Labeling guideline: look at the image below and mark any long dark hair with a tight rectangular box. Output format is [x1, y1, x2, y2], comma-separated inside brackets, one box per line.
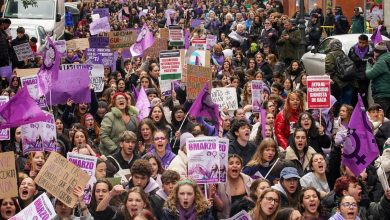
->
[299, 187, 323, 215]
[290, 128, 309, 159]
[89, 179, 113, 213]
[297, 112, 319, 138]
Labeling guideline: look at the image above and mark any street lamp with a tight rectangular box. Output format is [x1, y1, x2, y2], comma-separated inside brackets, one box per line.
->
[298, 0, 307, 57]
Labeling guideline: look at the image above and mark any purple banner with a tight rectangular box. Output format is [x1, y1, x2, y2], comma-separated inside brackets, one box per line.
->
[47, 69, 91, 104]
[89, 36, 109, 48]
[92, 8, 110, 18]
[0, 96, 10, 140]
[85, 48, 114, 67]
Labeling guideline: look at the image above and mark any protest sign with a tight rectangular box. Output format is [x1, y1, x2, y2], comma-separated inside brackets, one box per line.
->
[9, 193, 56, 220]
[191, 19, 203, 28]
[184, 47, 211, 67]
[89, 36, 109, 48]
[49, 68, 91, 104]
[54, 40, 67, 57]
[109, 29, 138, 49]
[85, 48, 115, 67]
[66, 38, 90, 50]
[91, 13, 100, 21]
[159, 28, 169, 39]
[159, 50, 183, 95]
[21, 112, 56, 154]
[206, 35, 217, 50]
[186, 65, 212, 99]
[15, 68, 39, 77]
[168, 25, 184, 46]
[218, 138, 229, 183]
[307, 75, 331, 109]
[0, 151, 17, 199]
[67, 153, 97, 204]
[144, 38, 168, 58]
[60, 64, 104, 92]
[211, 88, 238, 110]
[187, 137, 220, 184]
[251, 80, 267, 113]
[0, 96, 9, 140]
[0, 65, 12, 79]
[13, 43, 34, 61]
[191, 38, 207, 50]
[90, 16, 111, 35]
[35, 152, 90, 208]
[21, 75, 47, 108]
[224, 210, 252, 220]
[93, 8, 109, 18]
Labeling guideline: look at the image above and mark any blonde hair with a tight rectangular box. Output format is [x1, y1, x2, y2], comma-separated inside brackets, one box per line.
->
[164, 179, 209, 216]
[247, 138, 278, 167]
[251, 188, 281, 220]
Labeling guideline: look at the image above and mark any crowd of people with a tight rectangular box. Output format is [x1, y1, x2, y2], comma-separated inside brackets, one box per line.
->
[1, 0, 390, 219]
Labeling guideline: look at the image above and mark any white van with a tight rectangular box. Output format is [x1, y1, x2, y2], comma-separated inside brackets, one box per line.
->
[2, 0, 65, 39]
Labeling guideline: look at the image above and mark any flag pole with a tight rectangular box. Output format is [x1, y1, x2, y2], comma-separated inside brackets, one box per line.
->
[264, 158, 280, 179]
[172, 112, 189, 148]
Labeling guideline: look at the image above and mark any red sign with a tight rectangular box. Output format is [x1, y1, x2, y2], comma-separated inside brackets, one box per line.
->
[307, 75, 331, 109]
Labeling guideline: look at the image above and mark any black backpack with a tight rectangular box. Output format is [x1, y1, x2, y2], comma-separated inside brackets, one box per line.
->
[333, 51, 356, 81]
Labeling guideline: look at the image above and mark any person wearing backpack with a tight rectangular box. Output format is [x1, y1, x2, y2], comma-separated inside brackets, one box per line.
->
[366, 42, 390, 119]
[334, 6, 350, 35]
[325, 39, 357, 105]
[348, 34, 373, 107]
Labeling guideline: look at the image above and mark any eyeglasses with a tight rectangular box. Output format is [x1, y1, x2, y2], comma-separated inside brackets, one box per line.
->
[116, 97, 127, 101]
[341, 202, 358, 208]
[154, 137, 166, 141]
[264, 196, 279, 203]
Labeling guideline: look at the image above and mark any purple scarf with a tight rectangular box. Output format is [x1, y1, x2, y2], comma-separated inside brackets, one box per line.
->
[354, 44, 369, 60]
[179, 205, 196, 220]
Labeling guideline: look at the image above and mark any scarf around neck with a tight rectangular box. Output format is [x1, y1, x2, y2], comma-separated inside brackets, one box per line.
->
[179, 204, 196, 220]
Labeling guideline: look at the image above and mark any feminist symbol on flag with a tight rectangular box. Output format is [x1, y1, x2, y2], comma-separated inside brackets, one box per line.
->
[344, 129, 367, 165]
[136, 27, 147, 43]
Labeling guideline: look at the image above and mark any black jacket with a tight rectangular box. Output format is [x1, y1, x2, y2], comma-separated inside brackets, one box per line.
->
[228, 140, 257, 166]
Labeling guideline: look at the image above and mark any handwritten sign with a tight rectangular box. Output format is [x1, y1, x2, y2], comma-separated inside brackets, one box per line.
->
[9, 193, 56, 220]
[13, 43, 34, 61]
[15, 68, 39, 77]
[0, 152, 17, 199]
[90, 16, 111, 35]
[144, 38, 168, 58]
[35, 152, 90, 208]
[0, 96, 10, 140]
[85, 48, 114, 67]
[186, 65, 212, 99]
[159, 28, 169, 40]
[67, 153, 97, 204]
[66, 38, 90, 50]
[211, 88, 238, 110]
[307, 75, 331, 109]
[109, 29, 138, 49]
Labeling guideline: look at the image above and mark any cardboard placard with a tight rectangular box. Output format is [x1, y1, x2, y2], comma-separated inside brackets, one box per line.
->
[307, 75, 331, 109]
[13, 43, 34, 61]
[35, 152, 90, 208]
[109, 29, 138, 49]
[211, 88, 239, 110]
[186, 65, 212, 99]
[0, 151, 18, 199]
[66, 38, 90, 51]
[159, 28, 169, 40]
[144, 38, 168, 58]
[15, 68, 40, 77]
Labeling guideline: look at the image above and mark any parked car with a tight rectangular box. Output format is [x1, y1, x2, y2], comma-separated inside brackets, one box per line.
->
[301, 34, 390, 75]
[3, 0, 65, 39]
[9, 24, 46, 50]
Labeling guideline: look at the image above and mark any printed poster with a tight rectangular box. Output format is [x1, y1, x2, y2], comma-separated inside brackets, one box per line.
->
[168, 25, 184, 46]
[21, 112, 56, 155]
[9, 193, 56, 220]
[159, 50, 183, 95]
[67, 152, 97, 204]
[251, 80, 266, 113]
[0, 96, 10, 140]
[223, 210, 252, 220]
[191, 38, 207, 50]
[218, 138, 229, 183]
[21, 75, 47, 108]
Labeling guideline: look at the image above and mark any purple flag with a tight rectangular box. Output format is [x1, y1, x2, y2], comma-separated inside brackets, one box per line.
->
[371, 25, 383, 46]
[188, 83, 221, 135]
[130, 25, 154, 57]
[135, 86, 150, 121]
[131, 85, 139, 100]
[37, 37, 60, 96]
[0, 87, 50, 129]
[260, 106, 267, 139]
[342, 94, 379, 177]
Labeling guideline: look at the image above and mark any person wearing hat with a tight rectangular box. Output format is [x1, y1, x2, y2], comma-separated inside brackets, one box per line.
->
[351, 7, 364, 34]
[366, 41, 390, 119]
[167, 132, 194, 179]
[272, 167, 301, 208]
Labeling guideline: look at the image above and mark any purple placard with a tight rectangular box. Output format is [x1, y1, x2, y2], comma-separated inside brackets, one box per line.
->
[92, 8, 110, 18]
[0, 96, 10, 140]
[191, 19, 203, 28]
[89, 36, 109, 48]
[90, 17, 111, 35]
[0, 65, 12, 79]
[48, 68, 91, 104]
[85, 48, 114, 67]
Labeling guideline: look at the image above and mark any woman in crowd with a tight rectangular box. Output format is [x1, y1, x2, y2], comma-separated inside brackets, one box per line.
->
[53, 186, 92, 220]
[18, 177, 39, 209]
[0, 198, 20, 220]
[243, 138, 280, 182]
[170, 106, 193, 153]
[89, 179, 112, 216]
[216, 154, 253, 219]
[25, 151, 46, 178]
[299, 187, 330, 219]
[334, 104, 354, 147]
[272, 167, 302, 209]
[275, 208, 302, 220]
[329, 196, 360, 220]
[275, 91, 305, 149]
[71, 129, 97, 156]
[137, 118, 157, 156]
[80, 113, 101, 149]
[147, 130, 176, 169]
[100, 92, 138, 155]
[285, 128, 317, 175]
[143, 154, 164, 187]
[300, 154, 330, 198]
[250, 188, 281, 220]
[95, 158, 107, 180]
[148, 105, 173, 143]
[162, 179, 214, 220]
[284, 60, 304, 86]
